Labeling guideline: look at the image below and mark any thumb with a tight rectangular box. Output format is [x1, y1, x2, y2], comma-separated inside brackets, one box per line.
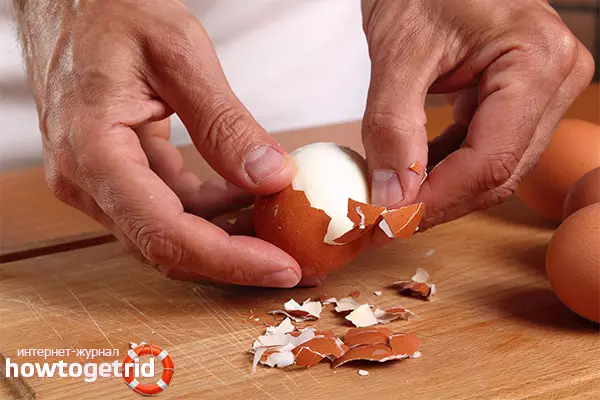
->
[149, 20, 294, 195]
[362, 65, 430, 208]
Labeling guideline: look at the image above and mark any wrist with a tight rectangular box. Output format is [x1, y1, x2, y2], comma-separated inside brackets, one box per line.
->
[15, 0, 73, 105]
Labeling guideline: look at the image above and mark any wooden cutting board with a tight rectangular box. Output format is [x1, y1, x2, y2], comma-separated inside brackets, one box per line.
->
[1, 85, 599, 399]
[1, 197, 599, 399]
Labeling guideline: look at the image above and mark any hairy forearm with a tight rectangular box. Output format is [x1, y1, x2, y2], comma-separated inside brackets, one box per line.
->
[14, 0, 68, 49]
[14, 0, 72, 105]
[13, 0, 25, 12]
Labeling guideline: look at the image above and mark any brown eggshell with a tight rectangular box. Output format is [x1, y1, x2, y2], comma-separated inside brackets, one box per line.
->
[292, 336, 349, 367]
[259, 348, 283, 363]
[563, 167, 600, 219]
[332, 330, 421, 368]
[255, 185, 425, 278]
[546, 203, 600, 323]
[331, 344, 395, 367]
[314, 330, 337, 339]
[349, 199, 385, 226]
[389, 333, 421, 356]
[516, 119, 600, 221]
[343, 330, 390, 348]
[381, 203, 425, 239]
[409, 161, 424, 174]
[392, 281, 435, 300]
[293, 347, 325, 367]
[333, 200, 385, 244]
[254, 186, 363, 278]
[269, 309, 317, 322]
[374, 307, 414, 323]
[344, 326, 393, 340]
[296, 336, 347, 358]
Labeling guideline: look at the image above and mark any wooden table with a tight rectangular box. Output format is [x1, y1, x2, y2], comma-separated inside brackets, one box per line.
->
[1, 85, 598, 400]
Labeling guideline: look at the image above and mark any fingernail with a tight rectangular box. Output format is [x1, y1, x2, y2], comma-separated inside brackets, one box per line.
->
[371, 169, 404, 207]
[244, 145, 289, 184]
[264, 268, 299, 288]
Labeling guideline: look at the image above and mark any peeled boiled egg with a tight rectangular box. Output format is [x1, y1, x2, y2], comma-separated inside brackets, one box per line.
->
[254, 143, 424, 279]
[563, 167, 600, 219]
[516, 119, 600, 221]
[546, 203, 600, 323]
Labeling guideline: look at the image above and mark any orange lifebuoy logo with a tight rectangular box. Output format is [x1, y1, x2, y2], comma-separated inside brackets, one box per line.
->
[122, 343, 174, 396]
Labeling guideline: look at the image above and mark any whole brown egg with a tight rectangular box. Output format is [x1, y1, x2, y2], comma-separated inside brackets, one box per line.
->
[563, 167, 600, 219]
[546, 203, 600, 323]
[517, 119, 600, 221]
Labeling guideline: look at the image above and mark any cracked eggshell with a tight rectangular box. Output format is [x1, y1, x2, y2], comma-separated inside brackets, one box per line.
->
[255, 185, 363, 278]
[333, 331, 421, 368]
[293, 346, 325, 367]
[389, 333, 421, 356]
[254, 143, 368, 278]
[292, 336, 348, 366]
[331, 344, 395, 367]
[254, 142, 426, 279]
[345, 304, 378, 327]
[343, 329, 390, 348]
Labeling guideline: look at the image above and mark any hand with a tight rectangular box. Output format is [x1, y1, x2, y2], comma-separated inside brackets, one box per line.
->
[15, 0, 301, 287]
[361, 0, 594, 228]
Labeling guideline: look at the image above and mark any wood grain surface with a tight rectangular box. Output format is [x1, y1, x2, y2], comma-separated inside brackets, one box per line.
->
[0, 84, 599, 400]
[1, 197, 599, 399]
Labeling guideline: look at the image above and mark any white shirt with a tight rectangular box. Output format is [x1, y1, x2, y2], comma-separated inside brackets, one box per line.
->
[0, 0, 370, 170]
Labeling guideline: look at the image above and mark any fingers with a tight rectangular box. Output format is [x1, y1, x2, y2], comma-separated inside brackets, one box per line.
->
[361, 7, 443, 209]
[362, 112, 429, 209]
[362, 66, 433, 208]
[74, 126, 301, 288]
[475, 41, 595, 209]
[211, 209, 255, 236]
[417, 36, 581, 227]
[136, 119, 254, 218]
[145, 18, 294, 195]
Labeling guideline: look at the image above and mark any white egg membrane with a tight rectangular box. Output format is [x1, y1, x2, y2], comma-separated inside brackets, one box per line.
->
[291, 142, 369, 244]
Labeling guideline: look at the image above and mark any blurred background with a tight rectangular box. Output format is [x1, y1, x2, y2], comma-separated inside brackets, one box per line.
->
[0, 0, 597, 171]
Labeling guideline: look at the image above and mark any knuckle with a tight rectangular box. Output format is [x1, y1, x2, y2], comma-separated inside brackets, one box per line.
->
[201, 105, 254, 156]
[45, 171, 72, 204]
[573, 46, 596, 84]
[217, 263, 257, 285]
[421, 208, 444, 230]
[421, 196, 460, 229]
[477, 152, 519, 192]
[149, 14, 204, 69]
[363, 111, 425, 136]
[532, 23, 578, 76]
[52, 140, 78, 175]
[479, 186, 514, 211]
[132, 223, 184, 266]
[164, 13, 202, 46]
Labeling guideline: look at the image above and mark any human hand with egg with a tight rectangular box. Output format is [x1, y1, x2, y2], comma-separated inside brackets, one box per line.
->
[256, 0, 595, 286]
[360, 0, 595, 229]
[15, 0, 302, 288]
